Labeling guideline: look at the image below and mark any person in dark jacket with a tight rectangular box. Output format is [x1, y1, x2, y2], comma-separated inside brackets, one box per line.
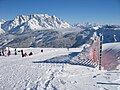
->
[0, 50, 1, 56]
[41, 49, 43, 53]
[21, 50, 24, 57]
[15, 49, 17, 55]
[29, 52, 33, 56]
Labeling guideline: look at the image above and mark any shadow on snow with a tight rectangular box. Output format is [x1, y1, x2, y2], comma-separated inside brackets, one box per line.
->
[33, 52, 97, 68]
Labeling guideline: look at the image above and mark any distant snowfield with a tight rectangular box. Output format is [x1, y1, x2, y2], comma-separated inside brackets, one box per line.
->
[0, 43, 120, 90]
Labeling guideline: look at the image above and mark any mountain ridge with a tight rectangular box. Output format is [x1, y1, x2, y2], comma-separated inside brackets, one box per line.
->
[1, 14, 70, 34]
[0, 14, 120, 48]
[1, 14, 120, 34]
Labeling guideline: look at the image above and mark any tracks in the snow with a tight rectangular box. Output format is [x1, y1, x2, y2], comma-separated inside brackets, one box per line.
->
[23, 63, 65, 90]
[44, 72, 55, 90]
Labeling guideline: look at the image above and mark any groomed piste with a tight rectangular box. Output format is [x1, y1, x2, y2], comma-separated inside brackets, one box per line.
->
[0, 43, 120, 90]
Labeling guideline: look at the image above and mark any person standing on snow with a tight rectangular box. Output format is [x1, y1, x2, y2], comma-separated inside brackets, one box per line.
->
[7, 47, 11, 56]
[7, 50, 11, 56]
[0, 50, 1, 56]
[2, 49, 4, 56]
[4, 48, 7, 56]
[41, 49, 43, 53]
[21, 50, 24, 57]
[15, 48, 17, 55]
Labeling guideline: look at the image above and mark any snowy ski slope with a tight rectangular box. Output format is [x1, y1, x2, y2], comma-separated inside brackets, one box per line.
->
[0, 43, 120, 90]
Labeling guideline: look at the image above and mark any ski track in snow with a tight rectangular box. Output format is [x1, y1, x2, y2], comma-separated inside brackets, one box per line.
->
[0, 47, 120, 90]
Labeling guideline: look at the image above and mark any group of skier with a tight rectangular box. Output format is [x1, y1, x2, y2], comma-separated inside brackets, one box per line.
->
[20, 49, 33, 57]
[0, 48, 11, 56]
[0, 48, 45, 57]
[0, 48, 34, 57]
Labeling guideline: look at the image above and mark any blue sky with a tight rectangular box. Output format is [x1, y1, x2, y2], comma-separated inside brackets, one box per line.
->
[0, 0, 120, 24]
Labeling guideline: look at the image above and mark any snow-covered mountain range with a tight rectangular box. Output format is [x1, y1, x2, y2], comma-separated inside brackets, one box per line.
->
[1, 14, 70, 34]
[0, 14, 120, 48]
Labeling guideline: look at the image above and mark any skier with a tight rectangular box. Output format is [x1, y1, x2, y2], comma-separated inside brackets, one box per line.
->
[15, 49, 17, 55]
[24, 52, 27, 57]
[4, 48, 7, 56]
[29, 52, 33, 56]
[41, 49, 43, 53]
[2, 49, 4, 56]
[7, 50, 11, 56]
[7, 47, 11, 56]
[67, 47, 69, 51]
[21, 50, 24, 57]
[0, 50, 1, 56]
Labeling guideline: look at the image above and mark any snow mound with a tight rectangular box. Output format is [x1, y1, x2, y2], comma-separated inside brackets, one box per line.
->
[102, 42, 120, 70]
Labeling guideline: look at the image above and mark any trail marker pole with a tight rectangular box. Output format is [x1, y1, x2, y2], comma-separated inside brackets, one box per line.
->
[99, 33, 103, 70]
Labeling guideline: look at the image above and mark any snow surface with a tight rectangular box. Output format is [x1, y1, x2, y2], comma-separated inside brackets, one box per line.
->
[0, 44, 120, 90]
[103, 42, 120, 51]
[102, 42, 120, 70]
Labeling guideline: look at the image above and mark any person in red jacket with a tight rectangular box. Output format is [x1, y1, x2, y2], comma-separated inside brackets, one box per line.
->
[2, 49, 4, 56]
[8, 50, 11, 56]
